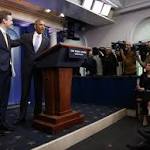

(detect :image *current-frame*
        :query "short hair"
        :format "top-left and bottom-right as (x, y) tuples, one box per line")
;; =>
(34, 19), (43, 25)
(92, 47), (99, 55)
(0, 10), (12, 24)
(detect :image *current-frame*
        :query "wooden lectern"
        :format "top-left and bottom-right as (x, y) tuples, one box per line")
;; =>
(33, 43), (90, 133)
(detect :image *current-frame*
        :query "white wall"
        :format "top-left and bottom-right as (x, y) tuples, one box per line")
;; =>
(133, 17), (150, 42)
(84, 7), (150, 47)
(122, 0), (149, 7)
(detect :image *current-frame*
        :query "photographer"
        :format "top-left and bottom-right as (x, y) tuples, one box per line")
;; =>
(120, 43), (136, 75)
(102, 47), (118, 76)
(136, 41), (150, 68)
(92, 47), (103, 75)
(81, 49), (97, 76)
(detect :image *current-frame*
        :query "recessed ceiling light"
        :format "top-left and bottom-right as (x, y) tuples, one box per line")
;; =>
(44, 9), (51, 13)
(82, 0), (94, 10)
(92, 0), (103, 14)
(101, 4), (111, 16)
(59, 13), (65, 17)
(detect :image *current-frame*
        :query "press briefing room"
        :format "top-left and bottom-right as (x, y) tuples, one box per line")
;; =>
(0, 0), (150, 150)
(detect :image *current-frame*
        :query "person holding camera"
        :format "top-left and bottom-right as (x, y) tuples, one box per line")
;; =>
(102, 47), (118, 76)
(92, 47), (103, 75)
(81, 49), (97, 76)
(120, 43), (136, 76)
(136, 41), (150, 68)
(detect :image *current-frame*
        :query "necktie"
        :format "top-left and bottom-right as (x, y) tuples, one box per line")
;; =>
(33, 35), (41, 52)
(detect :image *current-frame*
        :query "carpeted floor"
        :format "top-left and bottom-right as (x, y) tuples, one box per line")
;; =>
(0, 103), (122, 150)
(67, 116), (143, 150)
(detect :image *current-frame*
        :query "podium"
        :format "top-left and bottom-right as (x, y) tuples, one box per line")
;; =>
(33, 43), (91, 133)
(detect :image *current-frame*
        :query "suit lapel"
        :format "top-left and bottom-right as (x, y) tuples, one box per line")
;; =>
(36, 35), (46, 54)
(0, 31), (9, 50)
(29, 33), (34, 52)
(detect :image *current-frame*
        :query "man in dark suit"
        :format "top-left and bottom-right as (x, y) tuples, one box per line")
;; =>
(0, 10), (18, 133)
(15, 19), (50, 124)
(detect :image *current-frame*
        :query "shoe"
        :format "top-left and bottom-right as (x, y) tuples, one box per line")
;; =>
(138, 127), (150, 134)
(126, 144), (138, 150)
(0, 123), (15, 131)
(0, 130), (5, 136)
(14, 118), (26, 125)
(138, 129), (150, 141)
(126, 142), (149, 150)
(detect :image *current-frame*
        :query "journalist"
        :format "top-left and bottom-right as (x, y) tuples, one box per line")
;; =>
(136, 41), (150, 68)
(102, 47), (118, 76)
(120, 43), (136, 75)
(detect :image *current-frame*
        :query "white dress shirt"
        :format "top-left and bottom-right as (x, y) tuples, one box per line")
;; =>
(0, 27), (9, 47)
(33, 31), (42, 52)
(0, 26), (16, 77)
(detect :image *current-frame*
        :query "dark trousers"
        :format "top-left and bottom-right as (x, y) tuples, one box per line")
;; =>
(136, 90), (150, 115)
(0, 69), (11, 125)
(19, 67), (43, 120)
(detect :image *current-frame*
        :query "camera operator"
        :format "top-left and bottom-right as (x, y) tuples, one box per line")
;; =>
(102, 47), (118, 76)
(112, 41), (126, 75)
(81, 49), (97, 76)
(120, 43), (136, 76)
(136, 41), (150, 68)
(92, 47), (104, 75)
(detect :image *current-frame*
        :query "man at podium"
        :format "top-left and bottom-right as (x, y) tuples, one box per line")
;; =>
(15, 19), (50, 125)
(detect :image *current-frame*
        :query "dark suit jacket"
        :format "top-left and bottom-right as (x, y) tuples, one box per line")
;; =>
(0, 31), (18, 72)
(19, 32), (50, 74)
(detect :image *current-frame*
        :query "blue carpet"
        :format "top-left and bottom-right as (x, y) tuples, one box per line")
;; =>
(0, 103), (122, 150)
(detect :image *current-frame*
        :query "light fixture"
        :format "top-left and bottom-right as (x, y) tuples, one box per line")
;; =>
(59, 13), (65, 17)
(44, 9), (51, 13)
(91, 0), (103, 14)
(82, 0), (94, 10)
(101, 4), (111, 16)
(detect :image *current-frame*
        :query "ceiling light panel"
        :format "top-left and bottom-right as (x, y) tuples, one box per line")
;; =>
(92, 0), (104, 14)
(101, 4), (111, 16)
(82, 0), (94, 10)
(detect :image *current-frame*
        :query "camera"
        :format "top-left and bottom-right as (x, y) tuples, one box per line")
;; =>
(133, 41), (150, 61)
(111, 41), (126, 51)
(133, 41), (149, 52)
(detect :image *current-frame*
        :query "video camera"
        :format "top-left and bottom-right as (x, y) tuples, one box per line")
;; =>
(133, 41), (150, 61)
(133, 41), (150, 52)
(111, 41), (126, 51)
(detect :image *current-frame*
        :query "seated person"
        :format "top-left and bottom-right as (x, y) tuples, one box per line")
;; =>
(136, 62), (150, 126)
